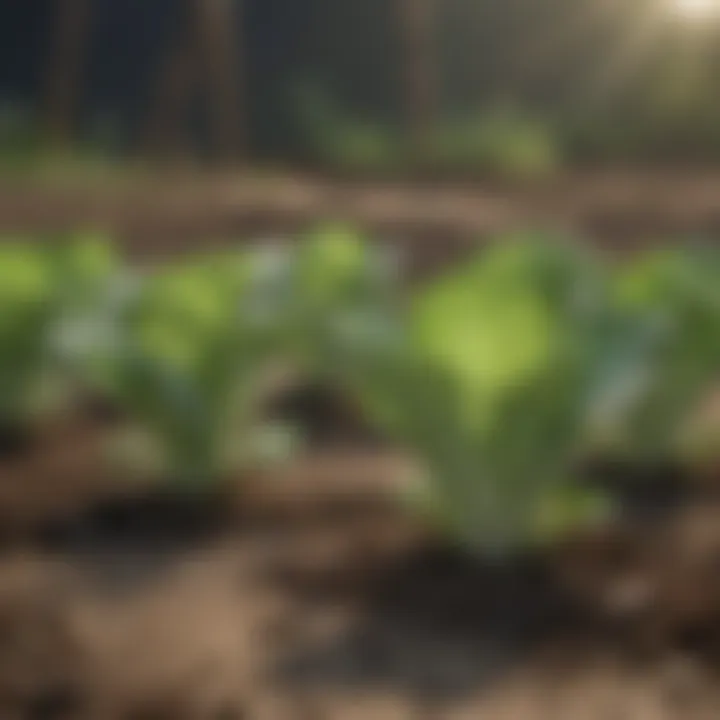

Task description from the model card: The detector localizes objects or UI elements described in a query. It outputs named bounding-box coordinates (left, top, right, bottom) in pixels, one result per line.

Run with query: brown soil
left=1, top=416, right=720, bottom=718
left=2, top=170, right=720, bottom=716
left=3, top=168, right=720, bottom=275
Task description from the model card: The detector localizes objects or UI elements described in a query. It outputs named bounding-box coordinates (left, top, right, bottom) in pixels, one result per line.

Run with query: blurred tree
left=43, top=0, right=92, bottom=149
left=195, top=0, right=246, bottom=162
left=143, top=0, right=198, bottom=162
left=145, top=0, right=245, bottom=164
left=397, top=0, right=437, bottom=147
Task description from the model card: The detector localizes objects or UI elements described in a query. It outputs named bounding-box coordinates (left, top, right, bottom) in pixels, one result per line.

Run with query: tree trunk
left=397, top=0, right=437, bottom=149
left=43, top=0, right=93, bottom=149
left=143, top=3, right=198, bottom=163
left=194, top=0, right=246, bottom=164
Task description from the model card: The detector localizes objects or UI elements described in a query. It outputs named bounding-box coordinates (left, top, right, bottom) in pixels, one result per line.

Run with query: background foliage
left=3, top=0, right=720, bottom=163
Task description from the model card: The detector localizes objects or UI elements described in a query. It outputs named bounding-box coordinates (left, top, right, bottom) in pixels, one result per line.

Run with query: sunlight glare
left=674, top=0, right=720, bottom=19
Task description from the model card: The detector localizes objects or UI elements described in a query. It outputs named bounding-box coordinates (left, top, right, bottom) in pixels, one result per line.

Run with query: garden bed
left=3, top=204, right=720, bottom=718
left=2, top=415, right=720, bottom=718
left=4, top=168, right=720, bottom=270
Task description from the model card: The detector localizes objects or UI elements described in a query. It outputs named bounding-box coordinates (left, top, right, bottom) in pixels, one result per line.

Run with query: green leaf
left=79, top=248, right=285, bottom=487
left=347, top=237, right=615, bottom=554
left=605, top=247, right=720, bottom=460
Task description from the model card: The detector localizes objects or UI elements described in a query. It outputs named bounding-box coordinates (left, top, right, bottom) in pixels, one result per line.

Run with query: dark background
left=2, top=0, right=720, bottom=160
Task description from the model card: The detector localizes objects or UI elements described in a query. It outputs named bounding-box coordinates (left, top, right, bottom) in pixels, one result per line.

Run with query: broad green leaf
left=346, top=237, right=615, bottom=554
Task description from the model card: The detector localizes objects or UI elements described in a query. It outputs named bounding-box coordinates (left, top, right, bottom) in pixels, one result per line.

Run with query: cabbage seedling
left=346, top=238, right=614, bottom=555
left=82, top=250, right=287, bottom=487
left=600, top=248, right=720, bottom=463
left=0, top=235, right=116, bottom=438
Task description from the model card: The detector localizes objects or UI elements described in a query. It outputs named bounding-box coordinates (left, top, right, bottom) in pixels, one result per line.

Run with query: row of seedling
left=2, top=230, right=719, bottom=554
